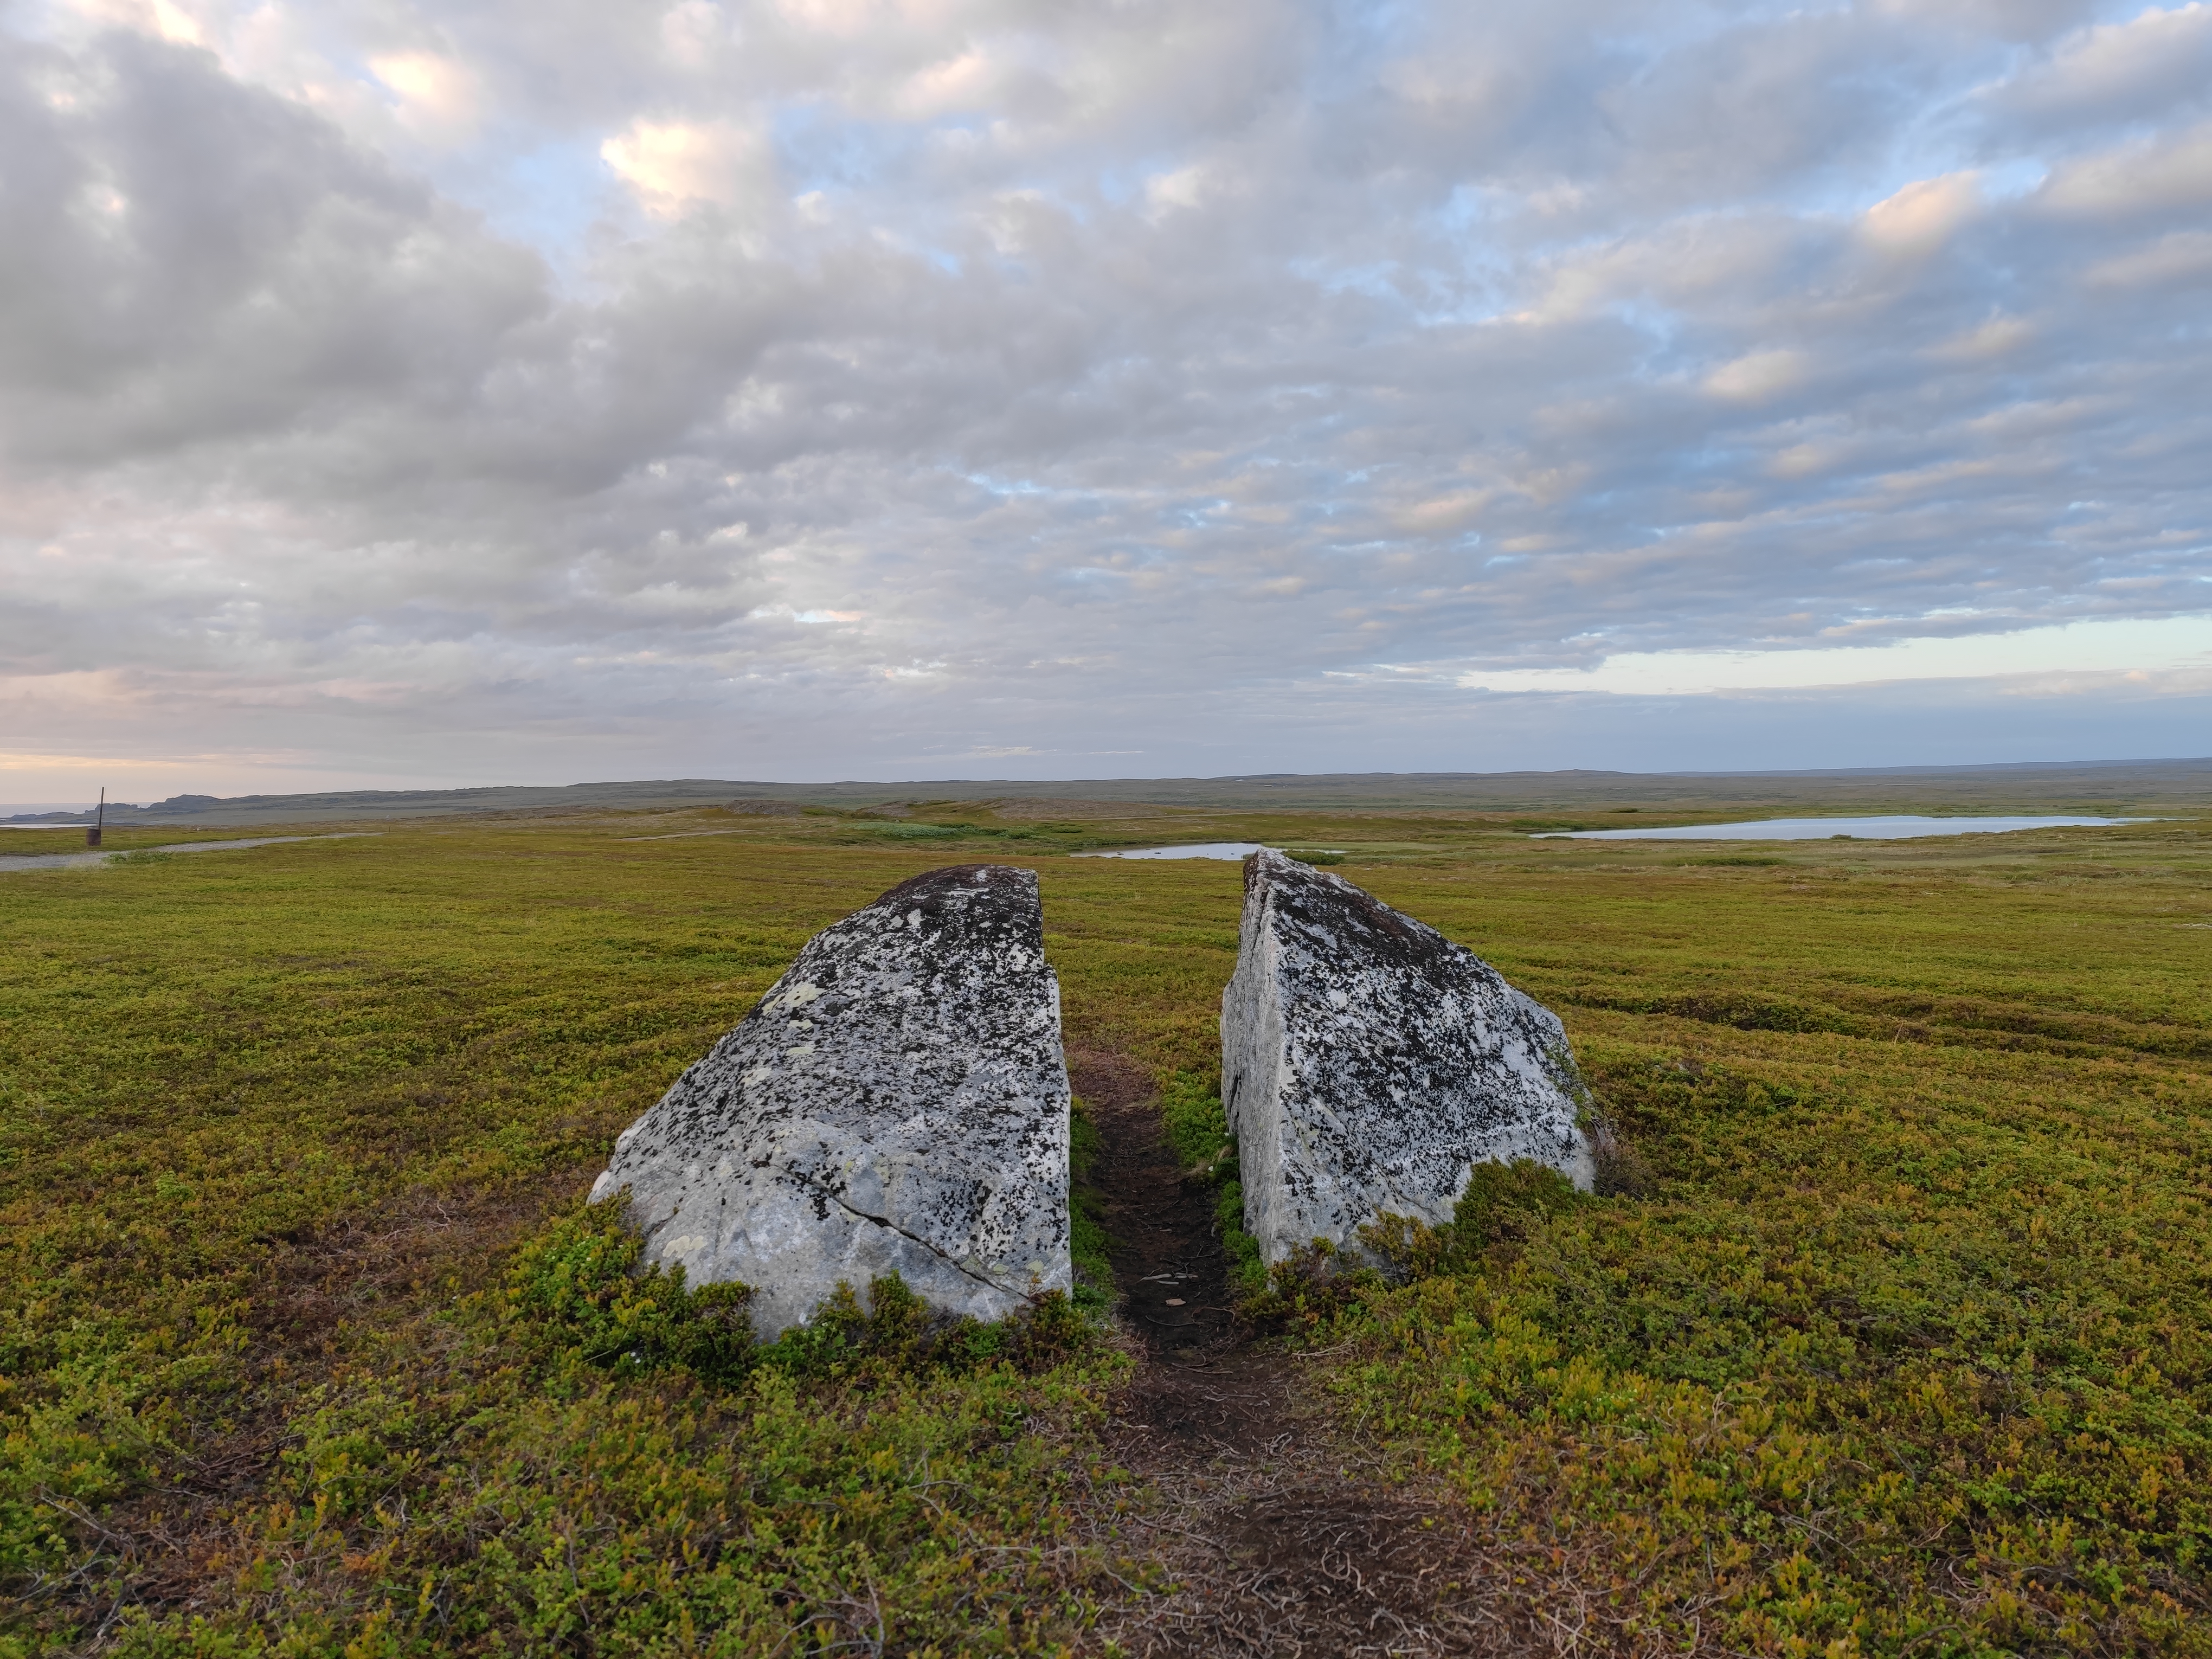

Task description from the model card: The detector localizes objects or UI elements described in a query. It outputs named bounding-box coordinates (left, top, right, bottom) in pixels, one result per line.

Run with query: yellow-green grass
left=1321, top=833, right=2212, bottom=1653
left=0, top=827, right=297, bottom=858
left=2, top=806, right=2209, bottom=1652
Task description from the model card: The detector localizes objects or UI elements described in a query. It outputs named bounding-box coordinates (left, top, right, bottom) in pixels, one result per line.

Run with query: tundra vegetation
left=2, top=794, right=2208, bottom=1654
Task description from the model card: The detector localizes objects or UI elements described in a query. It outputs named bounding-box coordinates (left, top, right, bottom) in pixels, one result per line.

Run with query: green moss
left=1069, top=1092, right=1103, bottom=1181
left=1152, top=1072, right=1263, bottom=1290
left=1067, top=1096, right=1113, bottom=1309
left=1215, top=1179, right=1265, bottom=1293
left=1158, top=1069, right=1231, bottom=1171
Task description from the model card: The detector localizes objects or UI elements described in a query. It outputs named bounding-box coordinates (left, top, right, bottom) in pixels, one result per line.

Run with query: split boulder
left=589, top=864, right=1072, bottom=1338
left=1221, top=848, right=1593, bottom=1263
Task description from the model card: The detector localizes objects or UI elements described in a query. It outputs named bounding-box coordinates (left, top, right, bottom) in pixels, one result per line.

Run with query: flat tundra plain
left=3, top=788, right=2209, bottom=1655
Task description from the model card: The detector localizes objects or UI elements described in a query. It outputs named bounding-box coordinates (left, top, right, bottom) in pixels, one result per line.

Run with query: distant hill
left=8, top=757, right=2210, bottom=826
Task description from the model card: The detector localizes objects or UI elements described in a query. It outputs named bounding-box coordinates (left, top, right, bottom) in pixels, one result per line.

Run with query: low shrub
left=504, top=1198, right=757, bottom=1384
left=1240, top=1160, right=1602, bottom=1327
left=507, top=1198, right=1098, bottom=1390
left=761, top=1274, right=1095, bottom=1381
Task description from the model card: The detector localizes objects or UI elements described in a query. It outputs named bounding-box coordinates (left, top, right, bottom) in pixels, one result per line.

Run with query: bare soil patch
left=1067, top=1052, right=1540, bottom=1656
left=1071, top=1048, right=1239, bottom=1362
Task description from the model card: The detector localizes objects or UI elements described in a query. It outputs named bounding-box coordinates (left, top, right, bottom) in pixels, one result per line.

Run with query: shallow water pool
left=1075, top=841, right=1343, bottom=860
left=1538, top=814, right=2152, bottom=842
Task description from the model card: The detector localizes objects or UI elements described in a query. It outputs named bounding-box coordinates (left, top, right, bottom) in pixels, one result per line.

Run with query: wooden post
left=87, top=787, right=104, bottom=848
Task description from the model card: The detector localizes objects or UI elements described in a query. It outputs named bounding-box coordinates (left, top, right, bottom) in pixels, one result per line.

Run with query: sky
left=2, top=0, right=2209, bottom=801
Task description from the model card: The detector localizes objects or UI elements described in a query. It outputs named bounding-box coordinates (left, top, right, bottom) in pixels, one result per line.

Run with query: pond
left=1537, top=814, right=2153, bottom=841
left=1075, top=842, right=1343, bottom=860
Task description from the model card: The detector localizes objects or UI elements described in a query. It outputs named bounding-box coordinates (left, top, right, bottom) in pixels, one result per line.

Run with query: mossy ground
left=3, top=798, right=2209, bottom=1652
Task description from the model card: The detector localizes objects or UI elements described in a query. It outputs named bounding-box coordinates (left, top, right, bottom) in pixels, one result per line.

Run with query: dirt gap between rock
left=1066, top=1049, right=1555, bottom=1657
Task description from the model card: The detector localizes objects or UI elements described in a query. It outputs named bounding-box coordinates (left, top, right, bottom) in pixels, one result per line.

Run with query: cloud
left=0, top=0, right=2208, bottom=788
left=602, top=118, right=776, bottom=218
left=368, top=50, right=481, bottom=145
left=2041, top=118, right=2212, bottom=215
left=1979, top=3, right=2212, bottom=135
left=1927, top=316, right=2034, bottom=361
left=1704, top=348, right=1812, bottom=404
left=2081, top=229, right=2212, bottom=286
left=1861, top=172, right=1983, bottom=255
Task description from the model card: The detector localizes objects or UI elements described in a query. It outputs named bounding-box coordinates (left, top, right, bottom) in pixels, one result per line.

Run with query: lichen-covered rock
left=1221, top=849, right=1592, bottom=1263
left=589, top=865, right=1071, bottom=1337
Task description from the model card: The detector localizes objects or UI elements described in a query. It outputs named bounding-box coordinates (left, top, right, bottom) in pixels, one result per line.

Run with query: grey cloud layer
left=2, top=0, right=2208, bottom=779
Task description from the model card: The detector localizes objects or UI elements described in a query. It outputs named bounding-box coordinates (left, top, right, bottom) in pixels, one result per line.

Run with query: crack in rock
left=787, top=1171, right=1010, bottom=1295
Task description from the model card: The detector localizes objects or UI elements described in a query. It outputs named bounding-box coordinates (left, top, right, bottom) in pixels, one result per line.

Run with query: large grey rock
left=1221, top=849, right=1593, bottom=1263
left=589, top=864, right=1072, bottom=1337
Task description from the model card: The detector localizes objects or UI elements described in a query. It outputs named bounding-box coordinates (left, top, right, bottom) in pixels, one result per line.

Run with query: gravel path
left=0, top=832, right=381, bottom=874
